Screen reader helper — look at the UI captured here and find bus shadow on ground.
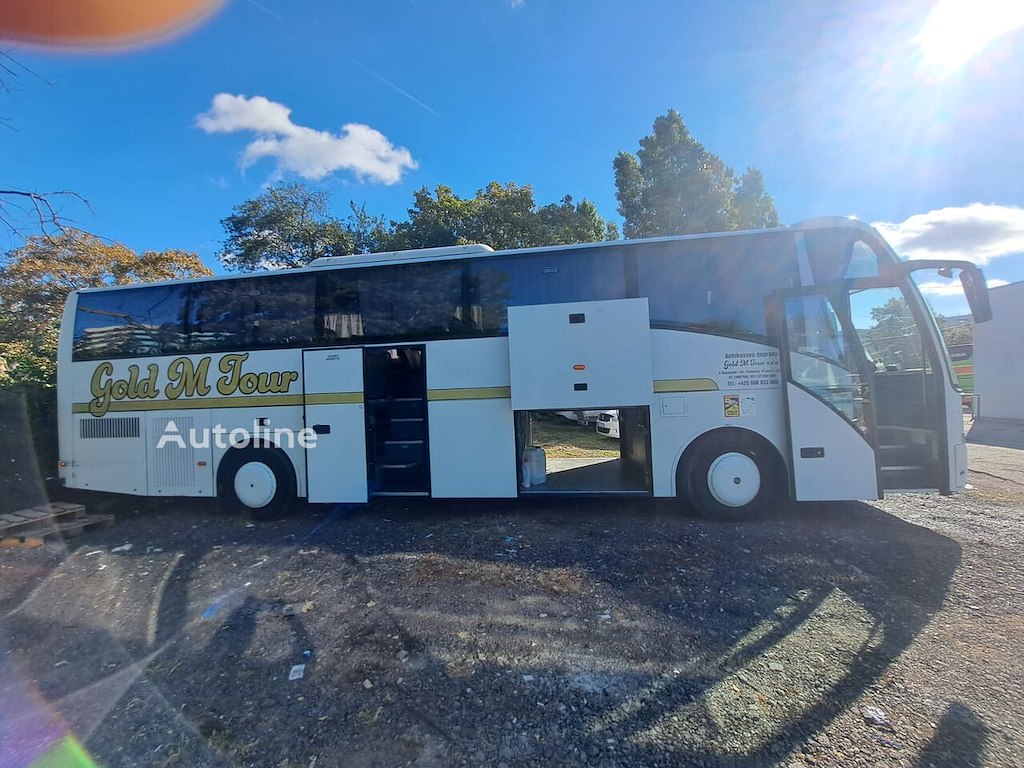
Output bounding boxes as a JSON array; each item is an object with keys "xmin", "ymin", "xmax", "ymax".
[
  {"xmin": 2, "ymin": 495, "xmax": 969, "ymax": 767},
  {"xmin": 308, "ymin": 497, "xmax": 965, "ymax": 766},
  {"xmin": 966, "ymin": 417, "xmax": 1024, "ymax": 450}
]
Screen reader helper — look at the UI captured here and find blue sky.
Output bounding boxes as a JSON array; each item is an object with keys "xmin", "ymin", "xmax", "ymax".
[{"xmin": 3, "ymin": 0, "xmax": 1023, "ymax": 315}]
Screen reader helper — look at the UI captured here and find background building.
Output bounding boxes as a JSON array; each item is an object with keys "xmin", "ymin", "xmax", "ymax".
[{"xmin": 973, "ymin": 281, "xmax": 1024, "ymax": 421}]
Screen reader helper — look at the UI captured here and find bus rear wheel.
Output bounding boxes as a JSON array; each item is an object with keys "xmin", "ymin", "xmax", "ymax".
[
  {"xmin": 218, "ymin": 448, "xmax": 295, "ymax": 521},
  {"xmin": 678, "ymin": 430, "xmax": 781, "ymax": 522}
]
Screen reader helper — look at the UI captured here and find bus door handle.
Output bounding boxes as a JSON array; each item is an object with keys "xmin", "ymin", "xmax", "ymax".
[{"xmin": 312, "ymin": 424, "xmax": 331, "ymax": 435}]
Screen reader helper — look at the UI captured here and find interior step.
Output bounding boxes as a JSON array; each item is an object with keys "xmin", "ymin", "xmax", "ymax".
[
  {"xmin": 374, "ymin": 417, "xmax": 424, "ymax": 442},
  {"xmin": 367, "ymin": 398, "xmax": 424, "ymax": 419},
  {"xmin": 379, "ymin": 463, "xmax": 429, "ymax": 492}
]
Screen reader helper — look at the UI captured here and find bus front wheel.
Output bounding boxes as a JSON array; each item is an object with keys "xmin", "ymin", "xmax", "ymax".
[
  {"xmin": 218, "ymin": 448, "xmax": 295, "ymax": 521},
  {"xmin": 678, "ymin": 430, "xmax": 781, "ymax": 522}
]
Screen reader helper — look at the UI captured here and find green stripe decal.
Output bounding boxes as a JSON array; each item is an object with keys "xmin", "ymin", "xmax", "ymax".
[
  {"xmin": 73, "ymin": 394, "xmax": 305, "ymax": 414},
  {"xmin": 427, "ymin": 386, "xmax": 511, "ymax": 401},
  {"xmin": 653, "ymin": 378, "xmax": 719, "ymax": 393},
  {"xmin": 75, "ymin": 381, "xmax": 712, "ymax": 412},
  {"xmin": 304, "ymin": 392, "xmax": 364, "ymax": 405}
]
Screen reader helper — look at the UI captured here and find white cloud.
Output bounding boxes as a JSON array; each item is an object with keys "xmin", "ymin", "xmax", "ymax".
[
  {"xmin": 872, "ymin": 204, "xmax": 1024, "ymax": 265},
  {"xmin": 917, "ymin": 277, "xmax": 1009, "ymax": 297},
  {"xmin": 196, "ymin": 93, "xmax": 417, "ymax": 184}
]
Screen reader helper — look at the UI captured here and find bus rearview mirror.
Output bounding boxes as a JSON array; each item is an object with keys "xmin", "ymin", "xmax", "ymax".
[
  {"xmin": 960, "ymin": 266, "xmax": 993, "ymax": 324},
  {"xmin": 900, "ymin": 259, "xmax": 993, "ymax": 324}
]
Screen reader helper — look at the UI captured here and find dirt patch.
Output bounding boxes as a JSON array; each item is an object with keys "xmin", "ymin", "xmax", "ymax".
[{"xmin": 1, "ymin": 471, "xmax": 1022, "ymax": 767}]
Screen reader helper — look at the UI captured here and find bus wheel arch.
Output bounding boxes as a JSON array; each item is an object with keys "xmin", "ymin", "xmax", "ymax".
[
  {"xmin": 217, "ymin": 443, "xmax": 296, "ymax": 521},
  {"xmin": 675, "ymin": 428, "xmax": 787, "ymax": 521}
]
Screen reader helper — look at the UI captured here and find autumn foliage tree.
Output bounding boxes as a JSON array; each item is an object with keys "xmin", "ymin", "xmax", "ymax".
[{"xmin": 0, "ymin": 230, "xmax": 211, "ymax": 385}]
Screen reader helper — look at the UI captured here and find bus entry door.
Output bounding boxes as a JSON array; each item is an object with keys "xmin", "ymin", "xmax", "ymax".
[
  {"xmin": 302, "ymin": 348, "xmax": 367, "ymax": 503},
  {"xmin": 778, "ymin": 292, "xmax": 880, "ymax": 501}
]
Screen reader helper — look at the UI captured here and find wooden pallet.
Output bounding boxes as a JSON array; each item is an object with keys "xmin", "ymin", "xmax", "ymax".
[{"xmin": 0, "ymin": 503, "xmax": 115, "ymax": 547}]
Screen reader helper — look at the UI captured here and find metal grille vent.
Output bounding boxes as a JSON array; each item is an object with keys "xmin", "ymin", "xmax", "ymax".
[
  {"xmin": 80, "ymin": 416, "xmax": 140, "ymax": 439},
  {"xmin": 150, "ymin": 416, "xmax": 195, "ymax": 488}
]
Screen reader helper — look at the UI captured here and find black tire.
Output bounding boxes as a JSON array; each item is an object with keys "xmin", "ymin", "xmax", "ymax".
[
  {"xmin": 217, "ymin": 448, "xmax": 296, "ymax": 521},
  {"xmin": 678, "ymin": 430, "xmax": 783, "ymax": 522}
]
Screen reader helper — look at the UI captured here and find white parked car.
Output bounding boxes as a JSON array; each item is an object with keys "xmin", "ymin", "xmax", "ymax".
[
  {"xmin": 595, "ymin": 410, "xmax": 619, "ymax": 439},
  {"xmin": 554, "ymin": 410, "xmax": 603, "ymax": 425}
]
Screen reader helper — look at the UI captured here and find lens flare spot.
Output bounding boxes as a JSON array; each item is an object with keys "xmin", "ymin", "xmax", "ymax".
[{"xmin": 915, "ymin": 0, "xmax": 1024, "ymax": 73}]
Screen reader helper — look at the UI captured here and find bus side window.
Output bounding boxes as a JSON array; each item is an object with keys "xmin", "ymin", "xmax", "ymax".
[
  {"xmin": 319, "ymin": 271, "xmax": 363, "ymax": 341},
  {"xmin": 72, "ymin": 284, "xmax": 188, "ymax": 360},
  {"xmin": 636, "ymin": 233, "xmax": 798, "ymax": 339},
  {"xmin": 803, "ymin": 231, "xmax": 881, "ymax": 282},
  {"xmin": 189, "ymin": 274, "xmax": 316, "ymax": 352},
  {"xmin": 466, "ymin": 248, "xmax": 627, "ymax": 335},
  {"xmin": 250, "ymin": 273, "xmax": 316, "ymax": 347}
]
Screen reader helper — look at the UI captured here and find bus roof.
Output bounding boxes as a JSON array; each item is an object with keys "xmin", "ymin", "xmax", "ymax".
[{"xmin": 72, "ymin": 217, "xmax": 878, "ymax": 294}]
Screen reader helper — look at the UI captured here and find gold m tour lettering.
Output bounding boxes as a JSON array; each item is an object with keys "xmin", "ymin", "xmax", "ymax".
[
  {"xmin": 164, "ymin": 356, "xmax": 212, "ymax": 399},
  {"xmin": 215, "ymin": 353, "xmax": 298, "ymax": 396},
  {"xmin": 88, "ymin": 362, "xmax": 160, "ymax": 417},
  {"xmin": 88, "ymin": 355, "xmax": 299, "ymax": 417}
]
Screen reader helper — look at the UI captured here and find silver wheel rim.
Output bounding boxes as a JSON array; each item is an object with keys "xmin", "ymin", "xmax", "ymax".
[
  {"xmin": 707, "ymin": 452, "xmax": 760, "ymax": 508},
  {"xmin": 234, "ymin": 461, "xmax": 277, "ymax": 509}
]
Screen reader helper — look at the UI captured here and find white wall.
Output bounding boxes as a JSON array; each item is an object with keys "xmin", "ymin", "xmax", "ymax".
[{"xmin": 974, "ymin": 281, "xmax": 1024, "ymax": 421}]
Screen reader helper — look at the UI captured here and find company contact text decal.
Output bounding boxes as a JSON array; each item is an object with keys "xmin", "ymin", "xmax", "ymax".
[{"xmin": 718, "ymin": 350, "xmax": 780, "ymax": 389}]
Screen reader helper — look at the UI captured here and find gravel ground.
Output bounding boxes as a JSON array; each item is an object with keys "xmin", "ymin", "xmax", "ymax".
[{"xmin": 2, "ymin": 439, "xmax": 1022, "ymax": 768}]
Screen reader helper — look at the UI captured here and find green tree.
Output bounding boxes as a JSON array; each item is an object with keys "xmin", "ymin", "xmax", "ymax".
[
  {"xmin": 219, "ymin": 183, "xmax": 354, "ymax": 271},
  {"xmin": 614, "ymin": 109, "xmax": 779, "ymax": 238},
  {"xmin": 387, "ymin": 185, "xmax": 470, "ymax": 250},
  {"xmin": 345, "ymin": 201, "xmax": 394, "ymax": 255},
  {"xmin": 0, "ymin": 230, "xmax": 211, "ymax": 385},
  {"xmin": 536, "ymin": 196, "xmax": 619, "ymax": 244},
  {"xmin": 861, "ymin": 296, "xmax": 924, "ymax": 370},
  {"xmin": 221, "ymin": 181, "xmax": 616, "ymax": 271},
  {"xmin": 732, "ymin": 167, "xmax": 780, "ymax": 230},
  {"xmin": 389, "ymin": 182, "xmax": 615, "ymax": 251},
  {"xmin": 936, "ymin": 315, "xmax": 972, "ymax": 347}
]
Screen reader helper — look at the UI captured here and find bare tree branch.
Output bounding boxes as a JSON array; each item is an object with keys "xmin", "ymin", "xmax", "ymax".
[
  {"xmin": 1, "ymin": 50, "xmax": 52, "ymax": 128},
  {"xmin": 0, "ymin": 189, "xmax": 91, "ymax": 239},
  {"xmin": 0, "ymin": 50, "xmax": 54, "ymax": 87},
  {"xmin": 0, "ymin": 53, "xmax": 85, "ymax": 239}
]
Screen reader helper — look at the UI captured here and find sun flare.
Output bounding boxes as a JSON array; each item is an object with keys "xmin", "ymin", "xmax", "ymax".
[{"xmin": 915, "ymin": 0, "xmax": 1024, "ymax": 73}]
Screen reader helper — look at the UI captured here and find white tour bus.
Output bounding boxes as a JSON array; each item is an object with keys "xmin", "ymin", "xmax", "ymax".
[{"xmin": 56, "ymin": 218, "xmax": 992, "ymax": 520}]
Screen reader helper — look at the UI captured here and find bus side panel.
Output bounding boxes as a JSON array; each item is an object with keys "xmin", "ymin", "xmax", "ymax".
[
  {"xmin": 428, "ymin": 399, "xmax": 517, "ymax": 497},
  {"xmin": 947, "ymin": 382, "xmax": 968, "ymax": 492},
  {"xmin": 786, "ymin": 384, "xmax": 879, "ymax": 501},
  {"xmin": 302, "ymin": 348, "xmax": 365, "ymax": 503},
  {"xmin": 70, "ymin": 411, "xmax": 150, "ymax": 495},
  {"xmin": 425, "ymin": 338, "xmax": 517, "ymax": 498},
  {"xmin": 210, "ymin": 405, "xmax": 308, "ymax": 498},
  {"xmin": 57, "ymin": 293, "xmax": 77, "ymax": 482},
  {"xmin": 508, "ymin": 298, "xmax": 653, "ymax": 411},
  {"xmin": 144, "ymin": 410, "xmax": 214, "ymax": 498},
  {"xmin": 647, "ymin": 330, "xmax": 790, "ymax": 498},
  {"xmin": 65, "ymin": 350, "xmax": 307, "ymax": 499}
]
